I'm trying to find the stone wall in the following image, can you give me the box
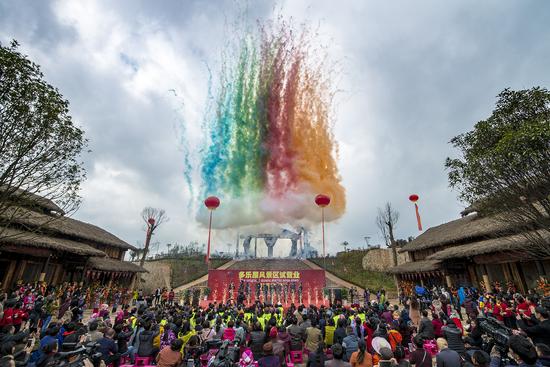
[138,260,172,293]
[362,248,408,272]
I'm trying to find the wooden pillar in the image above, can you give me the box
[509,262,526,293]
[502,263,511,282]
[53,264,63,285]
[2,260,18,290]
[467,265,478,287]
[393,275,400,295]
[39,254,52,282]
[445,274,453,288]
[535,261,546,276]
[130,273,137,290]
[14,260,27,284]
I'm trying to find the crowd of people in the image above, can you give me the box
[0,281,549,367]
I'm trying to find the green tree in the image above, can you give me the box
[446,87,550,256]
[0,41,87,239]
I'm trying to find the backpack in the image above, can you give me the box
[389,331,405,358]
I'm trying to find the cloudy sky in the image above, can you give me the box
[2,1,550,257]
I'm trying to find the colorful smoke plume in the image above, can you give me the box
[196,20,345,228]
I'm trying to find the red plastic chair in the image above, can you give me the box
[120,355,131,365]
[289,351,303,364]
[134,356,153,366]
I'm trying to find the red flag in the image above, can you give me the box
[415,203,423,231]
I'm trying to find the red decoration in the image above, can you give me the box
[204,196,221,265]
[147,218,156,226]
[315,194,331,207]
[408,194,423,231]
[314,194,331,262]
[204,196,220,210]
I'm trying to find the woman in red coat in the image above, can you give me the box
[431,313,444,338]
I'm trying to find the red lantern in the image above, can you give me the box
[315,194,331,207]
[314,194,331,264]
[204,196,220,210]
[408,194,423,231]
[204,196,221,265]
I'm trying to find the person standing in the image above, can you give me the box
[409,337,432,367]
[436,338,461,367]
[154,288,161,305]
[516,306,550,346]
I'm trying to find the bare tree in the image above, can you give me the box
[139,207,168,267]
[376,202,399,265]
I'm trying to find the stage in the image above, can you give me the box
[205,268,328,307]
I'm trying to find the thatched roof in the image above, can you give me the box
[0,227,105,256]
[427,230,550,261]
[387,259,441,274]
[87,257,147,273]
[399,213,514,253]
[1,206,135,250]
[0,186,65,215]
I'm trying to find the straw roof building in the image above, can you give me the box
[0,189,145,290]
[389,207,550,293]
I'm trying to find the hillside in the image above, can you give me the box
[309,250,395,292]
[142,256,230,289]
[169,256,230,287]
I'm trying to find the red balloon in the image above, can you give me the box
[409,194,419,202]
[147,218,156,225]
[204,196,220,210]
[315,194,331,207]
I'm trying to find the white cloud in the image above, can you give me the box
[1,0,550,256]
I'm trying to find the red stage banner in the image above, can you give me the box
[207,269,326,306]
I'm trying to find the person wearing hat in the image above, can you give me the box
[516,306,550,346]
[258,342,281,367]
[269,327,285,362]
[326,343,351,367]
[371,337,392,367]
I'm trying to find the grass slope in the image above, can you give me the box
[309,250,395,292]
[164,257,230,288]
